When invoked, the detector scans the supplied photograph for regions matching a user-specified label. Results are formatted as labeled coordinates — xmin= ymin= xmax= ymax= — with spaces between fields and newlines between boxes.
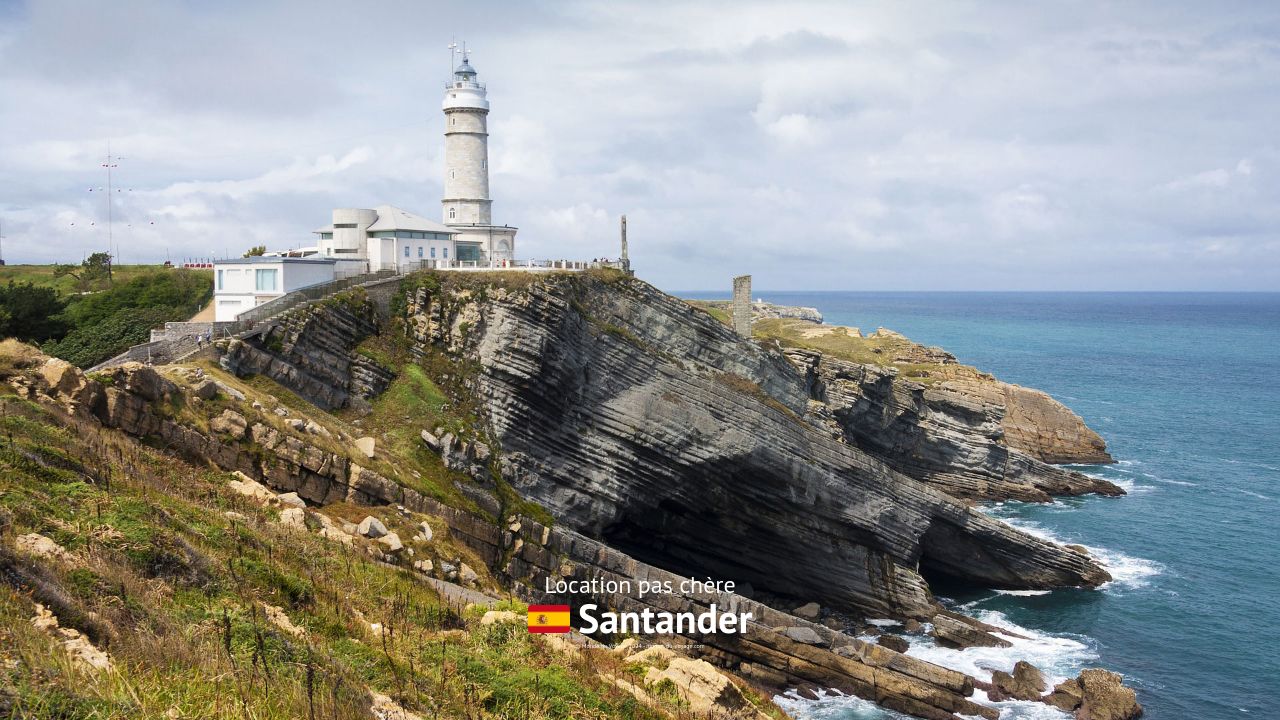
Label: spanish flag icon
xmin=527 ymin=605 xmax=571 ymax=633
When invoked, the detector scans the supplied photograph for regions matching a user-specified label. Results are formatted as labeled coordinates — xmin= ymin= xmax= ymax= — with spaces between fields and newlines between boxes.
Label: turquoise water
xmin=683 ymin=291 xmax=1280 ymax=719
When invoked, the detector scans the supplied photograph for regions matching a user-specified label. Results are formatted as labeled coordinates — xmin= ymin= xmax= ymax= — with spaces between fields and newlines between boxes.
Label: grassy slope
xmin=0 ymin=374 xmax=668 ymax=719
xmin=0 ymin=265 xmax=172 ymax=298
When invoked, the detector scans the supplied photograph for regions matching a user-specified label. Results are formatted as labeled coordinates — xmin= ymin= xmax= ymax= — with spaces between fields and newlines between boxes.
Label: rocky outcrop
xmin=989 ymin=660 xmax=1046 ymax=701
xmin=1045 ymin=669 xmax=1143 ymax=719
xmin=787 ymin=350 xmax=1121 ymax=502
xmin=1001 ymin=383 xmax=1112 ymax=464
xmin=402 ymin=273 xmax=1111 ymax=619
xmin=752 ymin=301 xmax=823 ymax=324
xmin=3 ymin=344 xmax=1128 ymax=720
xmin=217 ymin=291 xmax=389 ymax=411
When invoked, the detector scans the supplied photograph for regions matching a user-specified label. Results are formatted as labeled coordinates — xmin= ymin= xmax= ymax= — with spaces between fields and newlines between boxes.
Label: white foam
xmin=1236 ymin=489 xmax=1273 ymax=500
xmin=865 ymin=618 xmax=900 ymax=628
xmin=993 ymin=589 xmax=1051 ymax=596
xmin=774 ymin=688 xmax=912 ymax=719
xmin=905 ymin=609 xmax=1096 ymax=681
xmin=978 ymin=510 xmax=1163 ymax=591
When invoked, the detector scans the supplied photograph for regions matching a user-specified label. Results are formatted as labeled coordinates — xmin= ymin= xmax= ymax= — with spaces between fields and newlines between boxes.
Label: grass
xmin=752 ymin=318 xmax=967 ymax=385
xmin=0 ymin=389 xmax=679 ymax=720
xmin=683 ymin=301 xmax=732 ymax=326
xmin=0 ymin=264 xmax=171 ymax=298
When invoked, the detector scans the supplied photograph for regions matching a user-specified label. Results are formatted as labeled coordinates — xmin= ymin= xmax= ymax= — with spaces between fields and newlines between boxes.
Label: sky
xmin=1 ymin=0 xmax=1278 ymax=292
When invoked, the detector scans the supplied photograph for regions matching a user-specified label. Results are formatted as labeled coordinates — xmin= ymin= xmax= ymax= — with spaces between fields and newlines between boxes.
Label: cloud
xmin=0 ymin=0 xmax=1278 ymax=290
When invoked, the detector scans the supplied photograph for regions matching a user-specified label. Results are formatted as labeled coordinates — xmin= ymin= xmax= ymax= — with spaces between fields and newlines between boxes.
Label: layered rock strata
xmin=401 ymin=273 xmax=1111 ymax=617
xmin=786 ymin=350 xmax=1122 ymax=502
xmin=218 ymin=292 xmax=389 ymax=411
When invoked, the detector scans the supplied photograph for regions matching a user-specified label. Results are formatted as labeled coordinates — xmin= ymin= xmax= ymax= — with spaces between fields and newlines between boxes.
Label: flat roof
xmin=214 ymin=257 xmax=338 ymax=265
xmin=313 ymin=205 xmax=460 ymax=234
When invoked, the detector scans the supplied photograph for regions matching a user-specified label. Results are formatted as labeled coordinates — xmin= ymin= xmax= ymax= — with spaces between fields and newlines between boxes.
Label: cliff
xmin=755 ymin=321 xmax=1114 ymax=467
xmin=396 ymin=272 xmax=1111 ymax=618
xmin=0 ymin=266 xmax=1140 ymax=719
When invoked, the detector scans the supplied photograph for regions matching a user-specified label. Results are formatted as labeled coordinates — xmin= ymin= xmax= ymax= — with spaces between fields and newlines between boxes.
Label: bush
xmin=42 ymin=270 xmax=212 ymax=368
xmin=0 ymin=281 xmax=67 ymax=342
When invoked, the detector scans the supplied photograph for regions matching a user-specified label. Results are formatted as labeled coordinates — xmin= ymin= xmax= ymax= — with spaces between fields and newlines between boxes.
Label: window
xmin=481 ymin=160 xmax=486 ymax=169
xmin=448 ymin=207 xmax=456 ymax=220
xmin=319 ymin=232 xmax=333 ymax=239
xmin=443 ymin=247 xmax=448 ymax=259
xmin=216 ymin=269 xmax=223 ymax=290
xmin=430 ymin=247 xmax=436 ymax=258
xmin=417 ymin=246 xmax=423 ymax=258
xmin=254 ymin=268 xmax=278 ymax=292
xmin=404 ymin=246 xmax=410 ymax=258
xmin=450 ymin=170 xmax=455 ymax=179
xmin=334 ymin=223 xmax=357 ymax=229
xmin=451 ymin=117 xmax=455 ymax=126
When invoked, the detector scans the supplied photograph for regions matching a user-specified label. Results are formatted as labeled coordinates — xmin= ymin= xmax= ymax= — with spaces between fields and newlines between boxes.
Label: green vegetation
xmin=0 ymin=282 xmax=67 ymax=342
xmin=685 ymin=300 xmax=732 ymax=326
xmin=42 ymin=270 xmax=212 ymax=368
xmin=0 ymin=263 xmax=164 ymax=298
xmin=0 ymin=381 xmax=674 ymax=720
xmin=752 ymin=318 xmax=965 ymax=385
xmin=0 ymin=264 xmax=211 ymax=368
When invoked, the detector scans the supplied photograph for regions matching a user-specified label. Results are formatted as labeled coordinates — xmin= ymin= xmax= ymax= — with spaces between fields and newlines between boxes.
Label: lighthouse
xmin=442 ymin=48 xmax=517 ymax=264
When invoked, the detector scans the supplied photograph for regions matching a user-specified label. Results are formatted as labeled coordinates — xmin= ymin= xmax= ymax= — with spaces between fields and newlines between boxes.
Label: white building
xmin=442 ymin=54 xmax=517 ymax=262
xmin=212 ymin=45 xmax=528 ymax=321
xmin=212 ymin=257 xmax=341 ymax=322
xmin=312 ymin=205 xmax=460 ymax=272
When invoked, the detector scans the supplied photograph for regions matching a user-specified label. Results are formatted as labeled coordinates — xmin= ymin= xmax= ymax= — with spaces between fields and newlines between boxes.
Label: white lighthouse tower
xmin=442 ymin=48 xmax=516 ymax=264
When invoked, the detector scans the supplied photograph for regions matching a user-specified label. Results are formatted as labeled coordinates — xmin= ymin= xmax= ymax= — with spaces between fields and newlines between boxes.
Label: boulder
xmin=1077 ymin=668 xmax=1142 ymax=720
xmin=930 ymin=612 xmax=1012 ymax=649
xmin=191 ymin=379 xmax=218 ymax=400
xmin=278 ymin=507 xmax=306 ymax=528
xmin=209 ymin=409 xmax=248 ymax=438
xmin=643 ymin=657 xmax=757 ymax=718
xmin=354 ymin=436 xmax=376 ymax=458
xmin=227 ymin=471 xmax=276 ymax=504
xmin=15 ymin=533 xmax=72 ymax=562
xmin=876 ymin=634 xmax=910 ymax=653
xmin=276 ymin=492 xmax=306 ymax=509
xmin=458 ymin=562 xmax=478 ymax=585
xmin=780 ymin=626 xmax=826 ymax=646
xmin=420 ymin=429 xmax=440 ymax=450
xmin=991 ymin=661 xmax=1046 ymax=701
xmin=480 ymin=610 xmax=521 ymax=626
xmin=213 ymin=381 xmax=245 ymax=401
xmin=377 ymin=532 xmax=404 ymax=554
xmin=415 ymin=521 xmax=433 ymax=542
xmin=793 ymin=602 xmax=821 ymax=620
xmin=357 ymin=516 xmax=388 ymax=539
xmin=412 ymin=559 xmax=433 ymax=573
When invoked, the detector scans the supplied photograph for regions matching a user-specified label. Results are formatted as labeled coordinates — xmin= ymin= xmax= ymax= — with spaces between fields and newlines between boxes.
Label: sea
xmin=681 ymin=291 xmax=1280 ymax=719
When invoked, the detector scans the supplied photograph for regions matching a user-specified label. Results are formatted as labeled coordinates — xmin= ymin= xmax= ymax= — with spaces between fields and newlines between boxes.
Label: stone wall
xmin=732 ymin=274 xmax=752 ymax=336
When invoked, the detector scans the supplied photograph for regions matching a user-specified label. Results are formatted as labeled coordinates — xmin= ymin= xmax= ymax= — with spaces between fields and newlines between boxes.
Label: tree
xmin=243 ymin=245 xmax=267 ymax=257
xmin=53 ymin=252 xmax=114 ymax=291
xmin=0 ymin=281 xmax=68 ymax=342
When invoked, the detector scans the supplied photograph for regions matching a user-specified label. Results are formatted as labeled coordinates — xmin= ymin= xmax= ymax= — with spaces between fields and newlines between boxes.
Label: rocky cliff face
xmin=217 ymin=291 xmax=392 ymax=411
xmin=401 ymin=272 xmax=1111 ymax=618
xmin=787 ymin=350 xmax=1122 ymax=502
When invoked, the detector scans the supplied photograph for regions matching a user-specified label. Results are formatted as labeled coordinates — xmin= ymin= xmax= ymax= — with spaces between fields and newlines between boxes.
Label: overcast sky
xmin=1 ymin=1 xmax=1278 ymax=291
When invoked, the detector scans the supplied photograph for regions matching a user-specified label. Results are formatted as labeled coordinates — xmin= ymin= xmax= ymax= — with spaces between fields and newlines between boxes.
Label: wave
xmin=979 ymin=510 xmax=1163 ymax=591
xmin=994 ymin=589 xmax=1052 ymax=596
xmin=1236 ymin=489 xmax=1273 ymax=500
xmin=904 ymin=609 xmax=1095 ymax=719
xmin=773 ymin=689 xmax=914 ymax=719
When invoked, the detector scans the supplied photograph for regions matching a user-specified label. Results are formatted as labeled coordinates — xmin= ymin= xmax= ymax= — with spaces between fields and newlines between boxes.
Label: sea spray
xmin=977 ymin=505 xmax=1163 ymax=591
